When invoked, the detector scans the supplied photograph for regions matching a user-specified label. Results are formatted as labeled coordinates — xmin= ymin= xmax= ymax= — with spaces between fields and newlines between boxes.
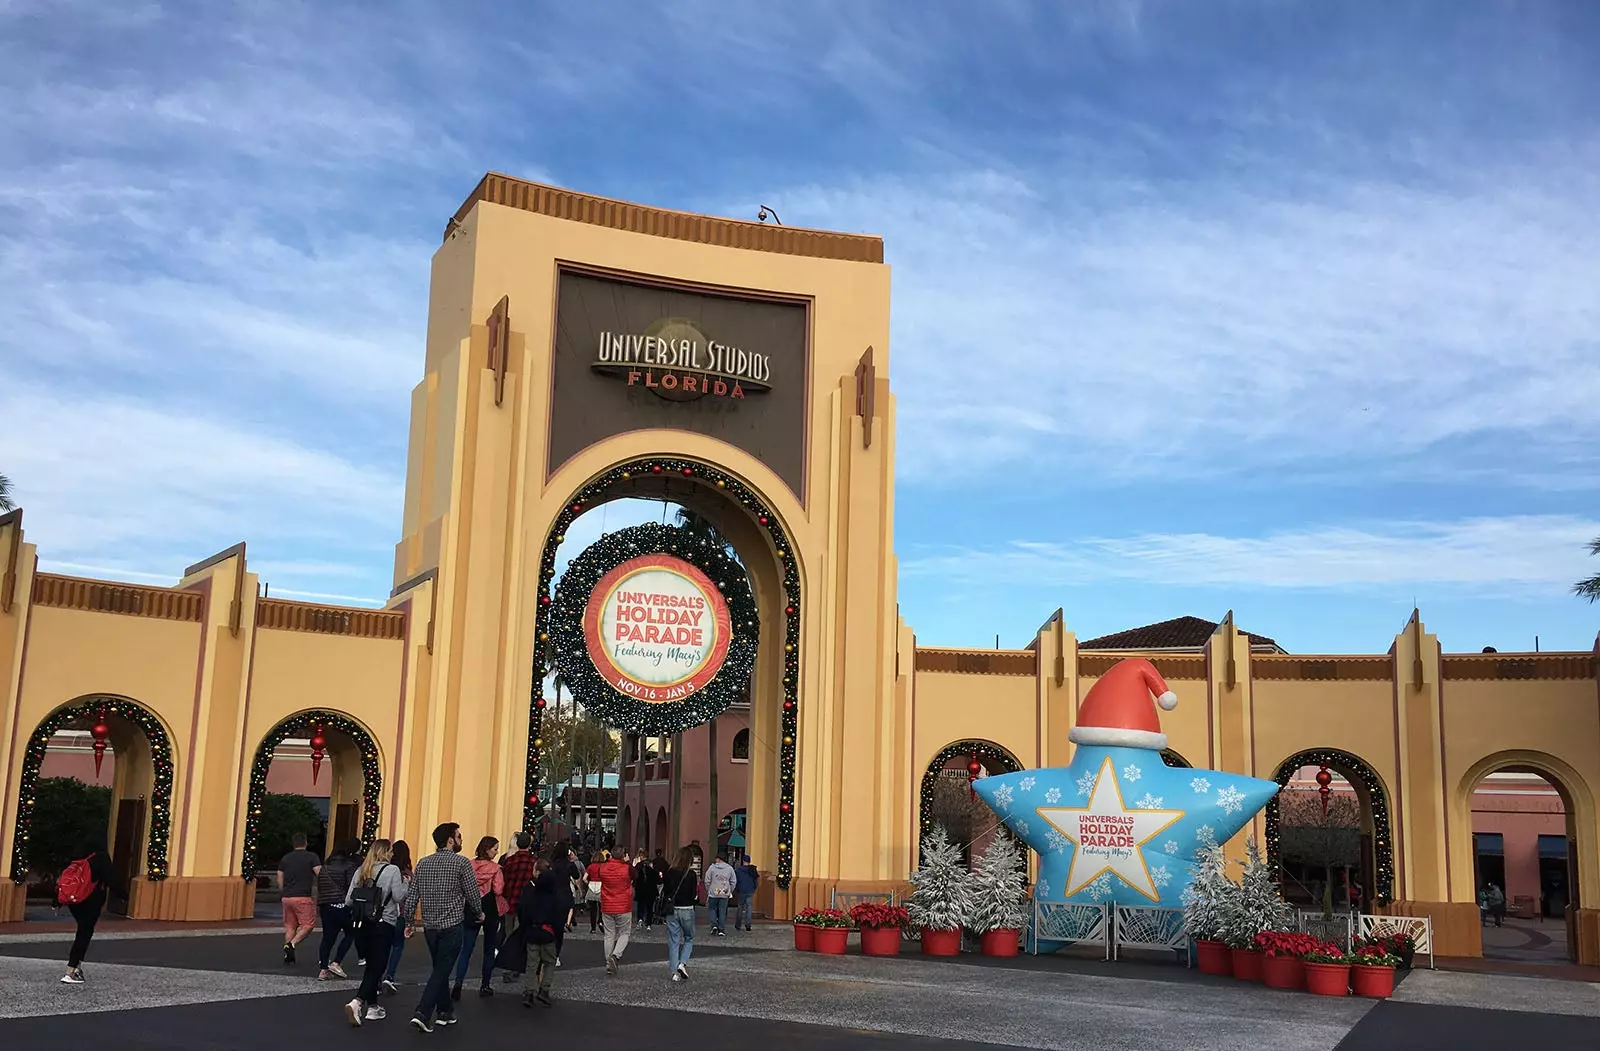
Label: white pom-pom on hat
xmin=1157 ymin=690 xmax=1178 ymax=711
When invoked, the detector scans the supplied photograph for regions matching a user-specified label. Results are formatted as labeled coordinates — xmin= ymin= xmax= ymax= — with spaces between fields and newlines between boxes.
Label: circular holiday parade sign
xmin=583 ymin=553 xmax=733 ymax=702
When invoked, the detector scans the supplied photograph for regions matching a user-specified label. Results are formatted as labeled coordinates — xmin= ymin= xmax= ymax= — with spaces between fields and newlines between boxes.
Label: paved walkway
xmin=1 ymin=924 xmax=1596 ymax=1049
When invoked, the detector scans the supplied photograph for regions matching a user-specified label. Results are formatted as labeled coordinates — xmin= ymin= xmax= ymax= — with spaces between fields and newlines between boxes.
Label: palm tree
xmin=0 ymin=473 xmax=13 ymax=512
xmin=674 ymin=507 xmax=734 ymax=556
xmin=1576 ymin=537 xmax=1600 ymax=603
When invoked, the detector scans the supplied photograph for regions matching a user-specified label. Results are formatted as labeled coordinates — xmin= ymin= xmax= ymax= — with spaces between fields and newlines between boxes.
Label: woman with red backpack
xmin=55 ymin=834 xmax=122 ymax=984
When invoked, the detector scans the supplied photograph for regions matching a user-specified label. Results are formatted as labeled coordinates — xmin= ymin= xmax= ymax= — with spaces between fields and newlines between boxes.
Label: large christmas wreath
xmin=550 ymin=522 xmax=759 ymax=735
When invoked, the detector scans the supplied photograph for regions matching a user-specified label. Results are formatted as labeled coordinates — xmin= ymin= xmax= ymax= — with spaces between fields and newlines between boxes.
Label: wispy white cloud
xmin=902 ymin=515 xmax=1600 ymax=593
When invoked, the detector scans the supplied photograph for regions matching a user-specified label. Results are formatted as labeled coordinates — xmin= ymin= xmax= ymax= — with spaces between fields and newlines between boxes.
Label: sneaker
xmin=536 ymin=991 xmax=552 ymax=1007
xmin=357 ymin=958 xmax=367 ymax=967
xmin=365 ymin=1005 xmax=386 ymax=1021
xmin=554 ymin=957 xmax=561 ymax=968
xmin=328 ymin=962 xmax=348 ymax=978
xmin=605 ymin=954 xmax=617 ymax=976
xmin=318 ymin=969 xmax=334 ymax=981
xmin=477 ymin=985 xmax=493 ymax=998
xmin=670 ymin=972 xmax=684 ymax=982
xmin=434 ymin=1015 xmax=457 ymax=1027
xmin=450 ymin=980 xmax=462 ymax=1002
xmin=283 ymin=944 xmax=295 ymax=965
xmin=677 ymin=964 xmax=689 ymax=980
xmin=410 ymin=1016 xmax=433 ymax=1034
xmin=344 ymin=999 xmax=364 ymax=1027
xmin=522 ymin=991 xmax=537 ymax=1009
xmin=60 ymin=970 xmax=85 ymax=985
xmin=380 ymin=979 xmax=399 ymax=996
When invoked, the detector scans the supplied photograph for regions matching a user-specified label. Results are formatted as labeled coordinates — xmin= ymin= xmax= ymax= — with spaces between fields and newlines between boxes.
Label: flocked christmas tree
xmin=1180 ymin=835 xmax=1236 ymax=943
xmin=907 ymin=825 xmax=970 ymax=933
xmin=964 ymin=830 xmax=1030 ymax=934
xmin=1223 ymin=835 xmax=1295 ymax=949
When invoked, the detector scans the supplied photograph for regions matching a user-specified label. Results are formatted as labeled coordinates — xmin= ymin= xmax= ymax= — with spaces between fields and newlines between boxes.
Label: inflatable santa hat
xmin=1068 ymin=657 xmax=1179 ymax=751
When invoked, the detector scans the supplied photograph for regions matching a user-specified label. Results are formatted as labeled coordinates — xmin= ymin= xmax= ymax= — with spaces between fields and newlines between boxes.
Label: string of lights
xmin=525 ymin=457 xmax=802 ymax=888
xmin=918 ymin=740 xmax=1023 ymax=849
xmin=1263 ymin=747 xmax=1395 ymax=904
xmin=240 ymin=711 xmax=383 ymax=879
xmin=10 ymin=698 xmax=175 ymax=882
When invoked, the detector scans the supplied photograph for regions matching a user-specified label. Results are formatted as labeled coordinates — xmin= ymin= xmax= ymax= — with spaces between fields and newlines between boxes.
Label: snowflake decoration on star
xmin=1122 ymin=763 xmax=1142 ymax=783
xmin=1135 ymin=792 xmax=1164 ymax=810
xmin=1046 ymin=829 xmax=1070 ymax=852
xmin=1190 ymin=776 xmax=1211 ymax=794
xmin=1163 ymin=840 xmax=1179 ymax=855
xmin=991 ymin=783 xmax=1015 ymax=810
xmin=1086 ymin=873 xmax=1114 ymax=901
xmin=1216 ymin=785 xmax=1246 ymax=815
xmin=1196 ymin=825 xmax=1216 ymax=846
xmin=1017 ymin=776 xmax=1036 ymax=793
xmin=1044 ymin=786 xmax=1062 ymax=804
xmin=1150 ymin=863 xmax=1171 ymax=890
xmin=1076 ymin=770 xmax=1098 ymax=798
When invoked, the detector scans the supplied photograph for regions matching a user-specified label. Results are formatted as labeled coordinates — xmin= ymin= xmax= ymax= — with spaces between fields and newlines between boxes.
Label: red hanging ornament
xmin=91 ymin=709 xmax=110 ymax=780
xmin=1315 ymin=765 xmax=1333 ymax=818
xmin=967 ymin=756 xmax=983 ymax=799
xmin=310 ymin=725 xmax=327 ymax=786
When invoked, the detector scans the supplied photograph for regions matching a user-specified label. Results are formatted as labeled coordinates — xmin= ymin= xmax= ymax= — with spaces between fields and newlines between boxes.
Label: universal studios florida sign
xmin=591 ymin=319 xmax=772 ymax=400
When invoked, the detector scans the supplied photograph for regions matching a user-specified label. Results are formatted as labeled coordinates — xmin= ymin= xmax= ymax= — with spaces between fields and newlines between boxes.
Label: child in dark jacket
xmin=518 ymin=861 xmax=561 ymax=1007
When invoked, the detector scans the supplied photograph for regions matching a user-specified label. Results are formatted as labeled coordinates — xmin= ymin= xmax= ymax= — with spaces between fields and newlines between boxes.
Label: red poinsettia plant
xmin=807 ymin=908 xmax=852 ymax=929
xmin=1359 ymin=931 xmax=1415 ymax=957
xmin=1350 ymin=943 xmax=1401 ymax=967
xmin=849 ymin=902 xmax=911 ymax=930
xmin=1253 ymin=931 xmax=1342 ymax=960
xmin=795 ymin=908 xmax=827 ymax=926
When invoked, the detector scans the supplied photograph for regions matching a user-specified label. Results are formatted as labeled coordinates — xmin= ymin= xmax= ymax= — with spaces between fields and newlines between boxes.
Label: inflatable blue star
xmin=973 ymin=659 xmax=1278 ymax=918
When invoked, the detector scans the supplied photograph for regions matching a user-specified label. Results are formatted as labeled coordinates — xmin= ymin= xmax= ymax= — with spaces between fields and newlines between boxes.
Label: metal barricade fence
xmin=1030 ymin=901 xmax=1109 ymax=958
xmin=1296 ymin=909 xmax=1354 ymax=951
xmin=1357 ymin=913 xmax=1435 ymax=969
xmin=1113 ymin=905 xmax=1189 ymax=963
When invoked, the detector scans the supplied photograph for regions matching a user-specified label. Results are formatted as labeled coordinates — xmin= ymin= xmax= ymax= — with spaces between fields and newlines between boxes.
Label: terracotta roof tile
xmin=1079 ymin=615 xmax=1282 ymax=653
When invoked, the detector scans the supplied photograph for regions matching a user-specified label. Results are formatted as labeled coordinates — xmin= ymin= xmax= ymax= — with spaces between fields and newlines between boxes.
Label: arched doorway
xmin=1459 ymin=751 xmax=1593 ymax=965
xmin=655 ymin=807 xmax=668 ymax=856
xmin=525 ymin=456 xmax=801 ymax=887
xmin=240 ymin=711 xmax=383 ymax=878
xmin=10 ymin=696 xmax=175 ymax=913
xmin=920 ymin=740 xmax=1024 ymax=867
xmin=1265 ymin=748 xmax=1394 ymax=911
xmin=1161 ymin=749 xmax=1191 ymax=769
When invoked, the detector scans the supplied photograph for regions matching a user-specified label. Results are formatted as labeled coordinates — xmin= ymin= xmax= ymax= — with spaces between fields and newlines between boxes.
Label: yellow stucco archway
xmin=1452 ymin=748 xmax=1599 ymax=964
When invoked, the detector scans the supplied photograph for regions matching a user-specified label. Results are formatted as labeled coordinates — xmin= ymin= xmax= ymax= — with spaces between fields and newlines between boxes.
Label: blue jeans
xmin=385 ymin=929 xmax=406 ymax=980
xmin=708 ymin=896 xmax=729 ymax=931
xmin=454 ymin=910 xmax=500 ymax=986
xmin=317 ymin=903 xmax=358 ymax=969
xmin=736 ymin=893 xmax=754 ymax=929
xmin=666 ymin=906 xmax=695 ymax=972
xmin=415 ymin=925 xmax=463 ymax=1022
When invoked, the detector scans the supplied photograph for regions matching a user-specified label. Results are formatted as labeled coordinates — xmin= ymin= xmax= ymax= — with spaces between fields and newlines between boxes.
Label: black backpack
xmin=349 ymin=864 xmax=392 ymax=927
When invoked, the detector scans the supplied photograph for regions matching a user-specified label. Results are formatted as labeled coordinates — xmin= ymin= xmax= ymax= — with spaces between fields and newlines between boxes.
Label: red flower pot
xmin=1351 ymin=964 xmax=1396 ymax=999
xmin=793 ymin=923 xmax=815 ymax=951
xmin=1304 ymin=962 xmax=1351 ymax=996
xmin=1230 ymin=948 xmax=1264 ymax=982
xmin=860 ymin=926 xmax=902 ymax=956
xmin=980 ymin=929 xmax=1021 ymax=957
xmin=1262 ymin=954 xmax=1305 ymax=990
xmin=1195 ymin=939 xmax=1233 ymax=976
xmin=920 ymin=928 xmax=962 ymax=956
xmin=813 ymin=927 xmax=850 ymax=955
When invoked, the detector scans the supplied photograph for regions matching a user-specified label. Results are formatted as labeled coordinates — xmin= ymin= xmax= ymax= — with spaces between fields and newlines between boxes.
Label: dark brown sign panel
xmin=548 ymin=269 xmax=809 ymax=500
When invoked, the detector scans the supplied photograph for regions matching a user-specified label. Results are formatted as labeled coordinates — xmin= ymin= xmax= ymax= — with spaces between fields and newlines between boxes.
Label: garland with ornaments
xmin=525 ymin=456 xmax=803 ymax=888
xmin=9 ymin=697 xmax=175 ymax=882
xmin=550 ymin=522 xmax=758 ymax=734
xmin=918 ymin=739 xmax=1023 ymax=850
xmin=1263 ymin=746 xmax=1394 ymax=904
xmin=240 ymin=710 xmax=383 ymax=878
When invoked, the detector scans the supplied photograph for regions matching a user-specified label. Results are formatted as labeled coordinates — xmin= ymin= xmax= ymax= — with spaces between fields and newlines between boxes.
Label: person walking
xmin=632 ymin=854 xmax=658 ymax=931
xmin=341 ymin=838 xmax=406 ymax=1027
xmin=652 ymin=849 xmax=670 ymax=925
xmin=451 ymin=836 xmax=503 ymax=1001
xmin=664 ymin=846 xmax=699 ymax=982
xmin=496 ymin=832 xmax=538 ymax=986
xmin=1486 ymin=882 xmax=1506 ymax=927
xmin=734 ymin=855 xmax=760 ymax=932
xmin=703 ymin=853 xmax=735 ymax=936
xmin=54 ymin=834 xmax=122 ymax=984
xmin=584 ymin=851 xmax=605 ymax=933
xmin=517 ymin=858 xmax=561 ymax=1008
xmin=597 ymin=848 xmax=634 ymax=975
xmin=277 ymin=832 xmax=321 ymax=965
xmin=550 ymin=842 xmax=579 ymax=967
xmin=401 ymin=823 xmax=483 ymax=1033
xmin=380 ymin=840 xmax=413 ymax=995
xmin=316 ymin=837 xmax=362 ymax=980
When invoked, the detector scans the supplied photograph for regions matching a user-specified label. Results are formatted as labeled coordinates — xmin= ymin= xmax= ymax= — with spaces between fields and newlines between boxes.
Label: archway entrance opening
xmin=1266 ymin=748 xmax=1394 ymax=915
xmin=19 ymin=697 xmax=175 ymax=916
xmin=528 ymin=458 xmax=799 ymax=897
xmin=1468 ymin=765 xmax=1577 ymax=964
xmin=241 ymin=712 xmax=382 ymax=885
xmin=920 ymin=741 xmax=1024 ymax=870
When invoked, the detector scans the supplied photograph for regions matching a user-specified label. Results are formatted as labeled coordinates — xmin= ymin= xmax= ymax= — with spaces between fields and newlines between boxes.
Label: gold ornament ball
xmin=533 ymin=738 xmax=544 ymax=748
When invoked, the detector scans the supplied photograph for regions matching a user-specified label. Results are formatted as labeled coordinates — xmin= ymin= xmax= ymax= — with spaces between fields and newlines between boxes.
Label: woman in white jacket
xmin=342 ymin=840 xmax=408 ymax=1027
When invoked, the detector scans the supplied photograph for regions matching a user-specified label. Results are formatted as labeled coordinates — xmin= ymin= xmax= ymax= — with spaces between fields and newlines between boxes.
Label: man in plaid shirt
xmin=402 ymin=822 xmax=483 ymax=1032
xmin=495 ymin=833 xmax=539 ymax=985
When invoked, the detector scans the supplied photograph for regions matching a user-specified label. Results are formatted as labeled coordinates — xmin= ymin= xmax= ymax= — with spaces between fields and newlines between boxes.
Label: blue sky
xmin=2 ymin=0 xmax=1598 ymax=654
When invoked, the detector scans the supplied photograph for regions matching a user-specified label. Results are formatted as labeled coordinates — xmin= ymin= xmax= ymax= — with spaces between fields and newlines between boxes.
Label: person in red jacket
xmin=584 ymin=853 xmax=604 ymax=932
xmin=596 ymin=849 xmax=635 ymax=975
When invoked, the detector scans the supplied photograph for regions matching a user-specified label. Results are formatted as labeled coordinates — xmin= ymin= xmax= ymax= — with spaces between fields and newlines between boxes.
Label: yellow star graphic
xmin=1037 ymin=757 xmax=1185 ymax=902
